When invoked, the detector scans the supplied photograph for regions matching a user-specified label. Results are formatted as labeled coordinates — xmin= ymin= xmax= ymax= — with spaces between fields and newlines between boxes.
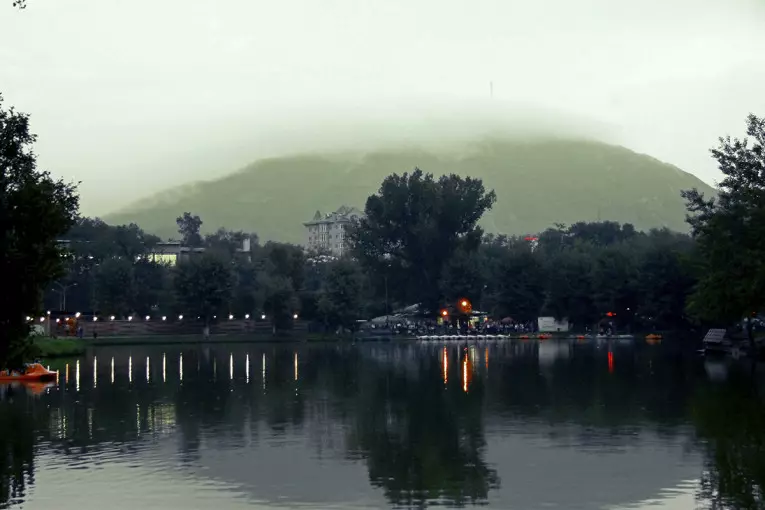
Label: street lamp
xmin=261 ymin=314 xmax=266 ymax=320
xmin=245 ymin=314 xmax=250 ymax=319
xmin=75 ymin=312 xmax=81 ymax=319
xmin=293 ymin=313 xmax=298 ymax=320
xmin=51 ymin=281 xmax=77 ymax=311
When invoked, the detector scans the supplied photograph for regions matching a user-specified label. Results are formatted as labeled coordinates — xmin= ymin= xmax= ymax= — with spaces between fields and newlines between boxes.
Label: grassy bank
xmin=34 ymin=337 xmax=86 ymax=358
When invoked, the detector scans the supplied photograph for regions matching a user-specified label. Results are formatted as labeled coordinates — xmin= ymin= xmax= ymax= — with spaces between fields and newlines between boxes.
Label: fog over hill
xmin=104 ymin=129 xmax=715 ymax=243
xmin=2 ymin=0 xmax=764 ymax=216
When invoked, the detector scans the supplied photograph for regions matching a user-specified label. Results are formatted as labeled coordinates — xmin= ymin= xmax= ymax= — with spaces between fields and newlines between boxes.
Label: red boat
xmin=0 ymin=363 xmax=57 ymax=382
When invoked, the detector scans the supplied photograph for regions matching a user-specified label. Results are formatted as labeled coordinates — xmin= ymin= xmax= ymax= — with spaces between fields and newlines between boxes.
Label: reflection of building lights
xmin=129 ymin=356 xmax=133 ymax=383
xmin=179 ymin=354 xmax=184 ymax=382
xmin=93 ymin=356 xmax=97 ymax=389
xmin=485 ymin=347 xmax=489 ymax=370
xmin=246 ymin=354 xmax=250 ymax=383
xmin=65 ymin=363 xmax=69 ymax=384
xmin=111 ymin=357 xmax=115 ymax=384
xmin=294 ymin=352 xmax=298 ymax=381
xmin=463 ymin=357 xmax=468 ymax=393
xmin=146 ymin=356 xmax=150 ymax=382
xmin=75 ymin=360 xmax=80 ymax=392
xmin=162 ymin=353 xmax=167 ymax=383
xmin=443 ymin=347 xmax=448 ymax=384
xmin=230 ymin=353 xmax=234 ymax=380
xmin=608 ymin=351 xmax=614 ymax=373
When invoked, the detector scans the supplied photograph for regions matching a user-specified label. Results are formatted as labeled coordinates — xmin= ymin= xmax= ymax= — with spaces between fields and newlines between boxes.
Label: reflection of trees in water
xmin=10 ymin=343 xmax=765 ymax=510
xmin=346 ymin=351 xmax=499 ymax=508
xmin=692 ymin=367 xmax=765 ymax=510
xmin=0 ymin=390 xmax=42 ymax=509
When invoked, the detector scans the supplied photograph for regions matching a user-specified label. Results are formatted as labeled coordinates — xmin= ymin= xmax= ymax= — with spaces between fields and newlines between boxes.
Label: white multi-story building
xmin=303 ymin=206 xmax=363 ymax=256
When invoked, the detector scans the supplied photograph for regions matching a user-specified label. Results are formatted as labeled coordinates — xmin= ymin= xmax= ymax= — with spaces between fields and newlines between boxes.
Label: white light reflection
xmin=65 ymin=363 xmax=69 ymax=385
xmin=213 ymin=358 xmax=217 ymax=380
xmin=262 ymin=353 xmax=266 ymax=391
xmin=294 ymin=352 xmax=298 ymax=381
xmin=129 ymin=356 xmax=133 ymax=383
xmin=162 ymin=353 xmax=166 ymax=383
xmin=75 ymin=360 xmax=80 ymax=392
xmin=246 ymin=354 xmax=250 ymax=383
xmin=229 ymin=353 xmax=234 ymax=380
xmin=93 ymin=356 xmax=97 ymax=389
xmin=111 ymin=357 xmax=115 ymax=384
xmin=179 ymin=353 xmax=184 ymax=382
xmin=146 ymin=357 xmax=150 ymax=382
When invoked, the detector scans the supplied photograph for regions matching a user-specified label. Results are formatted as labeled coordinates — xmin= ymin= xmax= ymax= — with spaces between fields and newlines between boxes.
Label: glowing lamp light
xmin=25 ymin=316 xmax=31 ymax=322
xmin=145 ymin=315 xmax=150 ymax=321
xmin=178 ymin=315 xmax=184 ymax=320
xmin=93 ymin=317 xmax=98 ymax=322
xmin=162 ymin=316 xmax=167 ymax=321
xmin=461 ymin=300 xmax=468 ymax=307
xmin=441 ymin=310 xmax=449 ymax=317
xmin=261 ymin=314 xmax=266 ymax=320
xmin=229 ymin=314 xmax=233 ymax=320
xmin=39 ymin=317 xmax=45 ymax=322
xmin=293 ymin=313 xmax=298 ymax=320
xmin=110 ymin=315 xmax=115 ymax=321
xmin=128 ymin=316 xmax=133 ymax=321
xmin=55 ymin=318 xmax=60 ymax=323
xmin=46 ymin=310 xmax=51 ymax=315
xmin=75 ymin=312 xmax=81 ymax=318
xmin=245 ymin=314 xmax=250 ymax=319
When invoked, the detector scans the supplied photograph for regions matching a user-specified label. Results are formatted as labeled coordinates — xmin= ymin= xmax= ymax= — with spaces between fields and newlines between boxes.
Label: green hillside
xmin=104 ymin=137 xmax=716 ymax=243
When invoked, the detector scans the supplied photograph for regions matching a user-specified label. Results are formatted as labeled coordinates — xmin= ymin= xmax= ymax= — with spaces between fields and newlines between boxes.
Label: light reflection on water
xmin=2 ymin=339 xmax=763 ymax=509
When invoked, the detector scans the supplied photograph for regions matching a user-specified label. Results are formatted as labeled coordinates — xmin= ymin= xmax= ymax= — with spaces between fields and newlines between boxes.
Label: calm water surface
xmin=1 ymin=339 xmax=764 ymax=509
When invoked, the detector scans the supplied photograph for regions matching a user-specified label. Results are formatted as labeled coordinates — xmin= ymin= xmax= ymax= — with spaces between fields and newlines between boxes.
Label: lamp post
xmin=51 ymin=281 xmax=77 ymax=311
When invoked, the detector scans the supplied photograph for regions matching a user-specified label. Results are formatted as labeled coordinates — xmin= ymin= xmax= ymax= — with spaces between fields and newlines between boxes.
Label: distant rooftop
xmin=305 ymin=205 xmax=364 ymax=225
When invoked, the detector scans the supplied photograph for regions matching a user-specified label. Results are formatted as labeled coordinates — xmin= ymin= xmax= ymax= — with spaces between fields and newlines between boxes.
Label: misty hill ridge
xmin=105 ymin=138 xmax=715 ymax=243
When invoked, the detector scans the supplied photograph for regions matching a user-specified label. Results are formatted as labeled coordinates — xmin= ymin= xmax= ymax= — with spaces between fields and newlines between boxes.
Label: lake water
xmin=1 ymin=338 xmax=763 ymax=509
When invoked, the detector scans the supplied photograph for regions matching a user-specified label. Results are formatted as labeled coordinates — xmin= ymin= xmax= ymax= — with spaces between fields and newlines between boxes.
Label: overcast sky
xmin=2 ymin=0 xmax=764 ymax=215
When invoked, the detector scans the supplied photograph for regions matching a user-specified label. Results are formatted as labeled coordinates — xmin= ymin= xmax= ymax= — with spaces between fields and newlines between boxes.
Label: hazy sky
xmin=2 ymin=0 xmax=764 ymax=215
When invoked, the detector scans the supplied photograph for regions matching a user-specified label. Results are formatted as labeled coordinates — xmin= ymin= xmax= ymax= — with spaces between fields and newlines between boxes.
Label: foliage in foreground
xmin=683 ymin=114 xmax=765 ymax=342
xmin=0 ymin=95 xmax=79 ymax=368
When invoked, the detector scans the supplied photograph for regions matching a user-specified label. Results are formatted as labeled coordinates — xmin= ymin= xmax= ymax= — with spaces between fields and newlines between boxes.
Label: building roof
xmin=304 ymin=205 xmax=364 ymax=226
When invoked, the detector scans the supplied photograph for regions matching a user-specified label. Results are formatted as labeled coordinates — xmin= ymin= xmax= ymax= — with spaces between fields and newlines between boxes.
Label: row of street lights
xmin=26 ymin=312 xmax=299 ymax=323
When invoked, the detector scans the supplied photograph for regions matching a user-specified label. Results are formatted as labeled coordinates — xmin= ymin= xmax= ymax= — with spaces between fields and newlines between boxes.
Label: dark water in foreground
xmin=1 ymin=339 xmax=764 ymax=509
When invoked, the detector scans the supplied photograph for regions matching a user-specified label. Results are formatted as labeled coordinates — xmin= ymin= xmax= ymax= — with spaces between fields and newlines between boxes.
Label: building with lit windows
xmin=303 ymin=206 xmax=363 ymax=256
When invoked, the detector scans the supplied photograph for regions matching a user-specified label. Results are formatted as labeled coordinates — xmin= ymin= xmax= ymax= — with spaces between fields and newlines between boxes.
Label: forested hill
xmin=104 ymin=138 xmax=716 ymax=243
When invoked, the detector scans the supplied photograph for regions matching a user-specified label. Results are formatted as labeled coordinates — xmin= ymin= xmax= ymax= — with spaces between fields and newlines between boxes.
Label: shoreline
xmin=33 ymin=331 xmax=680 ymax=358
